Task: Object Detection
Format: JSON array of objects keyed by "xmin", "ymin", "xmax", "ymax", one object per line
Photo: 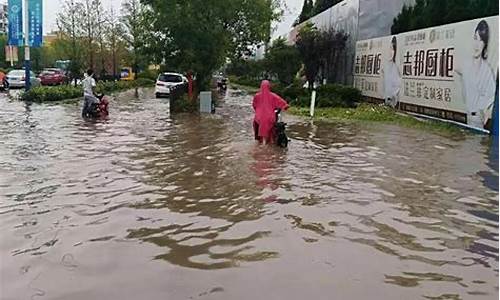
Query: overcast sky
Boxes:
[{"xmin": 43, "ymin": 0, "xmax": 302, "ymax": 37}]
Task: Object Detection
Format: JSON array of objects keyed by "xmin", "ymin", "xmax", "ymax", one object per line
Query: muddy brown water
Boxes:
[{"xmin": 0, "ymin": 88, "xmax": 498, "ymax": 300}]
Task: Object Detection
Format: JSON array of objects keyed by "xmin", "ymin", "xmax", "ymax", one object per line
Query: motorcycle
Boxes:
[
  {"xmin": 217, "ymin": 77, "xmax": 227, "ymax": 93},
  {"xmin": 87, "ymin": 94, "xmax": 110, "ymax": 119},
  {"xmin": 274, "ymin": 108, "xmax": 289, "ymax": 148}
]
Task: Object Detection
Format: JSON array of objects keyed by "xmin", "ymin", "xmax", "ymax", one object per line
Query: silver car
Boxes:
[{"xmin": 6, "ymin": 70, "xmax": 41, "ymax": 88}]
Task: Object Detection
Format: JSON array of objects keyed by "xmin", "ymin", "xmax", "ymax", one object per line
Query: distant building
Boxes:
[
  {"xmin": 43, "ymin": 32, "xmax": 59, "ymax": 45},
  {"xmin": 0, "ymin": 3, "xmax": 7, "ymax": 34}
]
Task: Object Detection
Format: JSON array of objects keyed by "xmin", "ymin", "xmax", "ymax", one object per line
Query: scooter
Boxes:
[
  {"xmin": 88, "ymin": 94, "xmax": 110, "ymax": 119},
  {"xmin": 217, "ymin": 78, "xmax": 227, "ymax": 93},
  {"xmin": 274, "ymin": 108, "xmax": 289, "ymax": 148}
]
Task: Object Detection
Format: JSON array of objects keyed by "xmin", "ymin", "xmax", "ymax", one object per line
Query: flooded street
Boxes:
[{"xmin": 0, "ymin": 88, "xmax": 498, "ymax": 300}]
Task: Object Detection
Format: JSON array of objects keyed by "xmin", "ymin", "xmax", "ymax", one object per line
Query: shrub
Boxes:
[
  {"xmin": 20, "ymin": 79, "xmax": 155, "ymax": 102},
  {"xmin": 134, "ymin": 78, "xmax": 155, "ymax": 87},
  {"xmin": 229, "ymin": 76, "xmax": 261, "ymax": 88},
  {"xmin": 137, "ymin": 69, "xmax": 160, "ymax": 81},
  {"xmin": 95, "ymin": 78, "xmax": 154, "ymax": 94},
  {"xmin": 170, "ymin": 93, "xmax": 198, "ymax": 113},
  {"xmin": 315, "ymin": 84, "xmax": 362, "ymax": 108},
  {"xmin": 272, "ymin": 80, "xmax": 309, "ymax": 106},
  {"xmin": 20, "ymin": 85, "xmax": 82, "ymax": 102}
]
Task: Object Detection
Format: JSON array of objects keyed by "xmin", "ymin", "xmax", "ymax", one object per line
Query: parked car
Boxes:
[
  {"xmin": 39, "ymin": 68, "xmax": 68, "ymax": 86},
  {"xmin": 6, "ymin": 70, "xmax": 41, "ymax": 88},
  {"xmin": 155, "ymin": 72, "xmax": 188, "ymax": 98}
]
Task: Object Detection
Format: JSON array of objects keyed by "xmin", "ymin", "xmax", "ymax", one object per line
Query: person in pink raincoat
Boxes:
[{"xmin": 252, "ymin": 80, "xmax": 289, "ymax": 144}]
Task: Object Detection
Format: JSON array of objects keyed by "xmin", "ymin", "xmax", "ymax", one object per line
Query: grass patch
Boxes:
[{"xmin": 288, "ymin": 103, "xmax": 466, "ymax": 136}]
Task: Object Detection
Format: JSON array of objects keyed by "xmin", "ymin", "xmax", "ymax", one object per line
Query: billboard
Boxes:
[
  {"xmin": 28, "ymin": 0, "xmax": 43, "ymax": 47},
  {"xmin": 7, "ymin": 0, "xmax": 23, "ymax": 46},
  {"xmin": 353, "ymin": 16, "xmax": 499, "ymax": 131}
]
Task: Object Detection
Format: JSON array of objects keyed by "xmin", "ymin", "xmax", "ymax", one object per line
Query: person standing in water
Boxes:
[
  {"xmin": 252, "ymin": 80, "xmax": 289, "ymax": 145},
  {"xmin": 456, "ymin": 20, "xmax": 496, "ymax": 130},
  {"xmin": 81, "ymin": 69, "xmax": 99, "ymax": 118}
]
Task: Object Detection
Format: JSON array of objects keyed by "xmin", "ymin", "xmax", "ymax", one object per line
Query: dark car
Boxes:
[{"xmin": 39, "ymin": 69, "xmax": 68, "ymax": 86}]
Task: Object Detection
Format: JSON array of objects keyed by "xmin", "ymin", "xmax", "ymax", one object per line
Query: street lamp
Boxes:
[{"xmin": 24, "ymin": 0, "xmax": 30, "ymax": 91}]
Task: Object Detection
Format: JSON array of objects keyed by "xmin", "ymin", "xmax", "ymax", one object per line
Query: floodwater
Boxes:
[{"xmin": 0, "ymin": 88, "xmax": 498, "ymax": 300}]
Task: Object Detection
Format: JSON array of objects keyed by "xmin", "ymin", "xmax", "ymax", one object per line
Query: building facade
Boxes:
[{"xmin": 0, "ymin": 3, "xmax": 7, "ymax": 34}]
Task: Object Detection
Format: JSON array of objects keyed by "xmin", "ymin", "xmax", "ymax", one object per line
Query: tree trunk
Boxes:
[{"xmin": 112, "ymin": 48, "xmax": 116, "ymax": 80}]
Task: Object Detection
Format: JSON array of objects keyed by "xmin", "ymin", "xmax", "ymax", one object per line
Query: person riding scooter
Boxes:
[
  {"xmin": 82, "ymin": 69, "xmax": 99, "ymax": 118},
  {"xmin": 81, "ymin": 69, "xmax": 109, "ymax": 119},
  {"xmin": 217, "ymin": 76, "xmax": 227, "ymax": 92}
]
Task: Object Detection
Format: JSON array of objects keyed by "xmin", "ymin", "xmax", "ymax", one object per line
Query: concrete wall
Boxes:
[{"xmin": 287, "ymin": 0, "xmax": 414, "ymax": 84}]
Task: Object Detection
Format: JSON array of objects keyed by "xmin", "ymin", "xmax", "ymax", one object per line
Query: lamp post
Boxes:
[{"xmin": 24, "ymin": 0, "xmax": 30, "ymax": 91}]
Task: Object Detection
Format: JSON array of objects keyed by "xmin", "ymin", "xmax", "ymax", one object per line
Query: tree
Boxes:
[
  {"xmin": 391, "ymin": 0, "xmax": 498, "ymax": 34},
  {"xmin": 81, "ymin": 0, "xmax": 105, "ymax": 69},
  {"xmin": 57, "ymin": 0, "xmax": 85, "ymax": 85},
  {"xmin": 295, "ymin": 0, "xmax": 313, "ymax": 25},
  {"xmin": 265, "ymin": 38, "xmax": 301, "ymax": 85},
  {"xmin": 295, "ymin": 22, "xmax": 320, "ymax": 89},
  {"xmin": 0, "ymin": 35, "xmax": 7, "ymax": 69},
  {"xmin": 312, "ymin": 0, "xmax": 341, "ymax": 16},
  {"xmin": 142, "ymin": 0, "xmax": 281, "ymax": 91},
  {"xmin": 107, "ymin": 5, "xmax": 125, "ymax": 79},
  {"xmin": 317, "ymin": 28, "xmax": 348, "ymax": 83},
  {"xmin": 94, "ymin": 0, "xmax": 108, "ymax": 78},
  {"xmin": 121, "ymin": 0, "xmax": 149, "ymax": 79}
]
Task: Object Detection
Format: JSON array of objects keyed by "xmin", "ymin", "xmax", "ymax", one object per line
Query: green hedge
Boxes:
[
  {"xmin": 20, "ymin": 85, "xmax": 82, "ymax": 102},
  {"xmin": 20, "ymin": 79, "xmax": 155, "ymax": 102},
  {"xmin": 137, "ymin": 69, "xmax": 160, "ymax": 81},
  {"xmin": 170, "ymin": 93, "xmax": 198, "ymax": 113},
  {"xmin": 315, "ymin": 84, "xmax": 362, "ymax": 108},
  {"xmin": 273, "ymin": 81, "xmax": 308, "ymax": 104},
  {"xmin": 276, "ymin": 83, "xmax": 362, "ymax": 108},
  {"xmin": 229, "ymin": 75, "xmax": 262, "ymax": 88}
]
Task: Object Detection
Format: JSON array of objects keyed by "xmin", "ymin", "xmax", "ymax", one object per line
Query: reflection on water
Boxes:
[{"xmin": 0, "ymin": 88, "xmax": 498, "ymax": 300}]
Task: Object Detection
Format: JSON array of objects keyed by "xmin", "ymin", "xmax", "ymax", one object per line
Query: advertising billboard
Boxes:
[
  {"xmin": 7, "ymin": 0, "xmax": 23, "ymax": 46},
  {"xmin": 353, "ymin": 16, "xmax": 499, "ymax": 131},
  {"xmin": 28, "ymin": 0, "xmax": 43, "ymax": 47}
]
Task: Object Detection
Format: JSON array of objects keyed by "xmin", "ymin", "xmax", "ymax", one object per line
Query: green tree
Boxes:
[
  {"xmin": 295, "ymin": 0, "xmax": 313, "ymax": 25},
  {"xmin": 121, "ymin": 0, "xmax": 149, "ymax": 79},
  {"xmin": 317, "ymin": 28, "xmax": 348, "ymax": 83},
  {"xmin": 107, "ymin": 5, "xmax": 125, "ymax": 79},
  {"xmin": 391, "ymin": 0, "xmax": 498, "ymax": 34},
  {"xmin": 265, "ymin": 38, "xmax": 301, "ymax": 85},
  {"xmin": 142, "ymin": 0, "xmax": 281, "ymax": 91},
  {"xmin": 0, "ymin": 35, "xmax": 7, "ymax": 69},
  {"xmin": 312, "ymin": 0, "xmax": 341, "ymax": 16},
  {"xmin": 57, "ymin": 0, "xmax": 85, "ymax": 85},
  {"xmin": 295, "ymin": 22, "xmax": 320, "ymax": 89}
]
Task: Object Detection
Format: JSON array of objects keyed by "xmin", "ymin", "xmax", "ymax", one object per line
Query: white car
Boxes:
[
  {"xmin": 155, "ymin": 72, "xmax": 187, "ymax": 98},
  {"xmin": 6, "ymin": 70, "xmax": 41, "ymax": 88}
]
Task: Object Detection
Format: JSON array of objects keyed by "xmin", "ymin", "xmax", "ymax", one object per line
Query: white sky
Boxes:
[
  {"xmin": 43, "ymin": 0, "xmax": 301, "ymax": 37},
  {"xmin": 45, "ymin": 0, "xmax": 125, "ymax": 33}
]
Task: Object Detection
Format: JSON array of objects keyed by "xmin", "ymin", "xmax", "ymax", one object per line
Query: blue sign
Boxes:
[
  {"xmin": 8, "ymin": 0, "xmax": 23, "ymax": 46},
  {"xmin": 28, "ymin": 0, "xmax": 43, "ymax": 47}
]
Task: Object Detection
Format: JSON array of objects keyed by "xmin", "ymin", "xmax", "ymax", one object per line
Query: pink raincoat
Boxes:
[{"xmin": 252, "ymin": 80, "xmax": 289, "ymax": 143}]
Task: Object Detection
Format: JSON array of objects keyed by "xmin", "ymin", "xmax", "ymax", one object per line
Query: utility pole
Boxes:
[{"xmin": 24, "ymin": 0, "xmax": 30, "ymax": 91}]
